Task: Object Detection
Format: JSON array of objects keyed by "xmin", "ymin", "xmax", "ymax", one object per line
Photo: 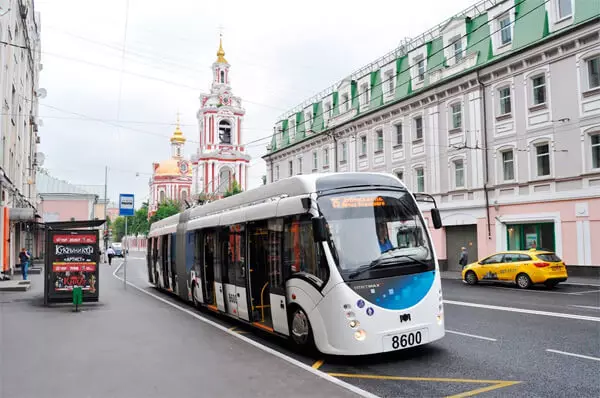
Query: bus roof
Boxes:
[{"xmin": 149, "ymin": 172, "xmax": 405, "ymax": 235}]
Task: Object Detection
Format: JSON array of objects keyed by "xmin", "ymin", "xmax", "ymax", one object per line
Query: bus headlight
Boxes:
[
  {"xmin": 354, "ymin": 329, "xmax": 367, "ymax": 341},
  {"xmin": 349, "ymin": 320, "xmax": 360, "ymax": 329}
]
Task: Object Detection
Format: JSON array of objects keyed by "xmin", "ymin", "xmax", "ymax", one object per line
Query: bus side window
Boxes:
[{"xmin": 268, "ymin": 218, "xmax": 284, "ymax": 292}]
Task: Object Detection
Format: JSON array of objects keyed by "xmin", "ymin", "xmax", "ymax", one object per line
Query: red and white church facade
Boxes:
[{"xmin": 191, "ymin": 37, "xmax": 251, "ymax": 199}]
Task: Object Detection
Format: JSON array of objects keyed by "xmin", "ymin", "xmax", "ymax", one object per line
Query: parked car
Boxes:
[
  {"xmin": 461, "ymin": 249, "xmax": 568, "ymax": 289},
  {"xmin": 111, "ymin": 243, "xmax": 124, "ymax": 258}
]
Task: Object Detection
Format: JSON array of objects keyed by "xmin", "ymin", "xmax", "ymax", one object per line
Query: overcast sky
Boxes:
[{"xmin": 35, "ymin": 0, "xmax": 477, "ymax": 207}]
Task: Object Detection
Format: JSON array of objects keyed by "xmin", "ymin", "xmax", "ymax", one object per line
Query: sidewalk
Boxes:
[
  {"xmin": 0, "ymin": 261, "xmax": 362, "ymax": 398},
  {"xmin": 441, "ymin": 271, "xmax": 600, "ymax": 286}
]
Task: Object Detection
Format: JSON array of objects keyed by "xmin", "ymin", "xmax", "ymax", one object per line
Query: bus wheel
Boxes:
[{"xmin": 290, "ymin": 306, "xmax": 313, "ymax": 348}]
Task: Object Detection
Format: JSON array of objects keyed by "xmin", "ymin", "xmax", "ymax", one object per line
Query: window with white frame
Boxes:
[
  {"xmin": 289, "ymin": 119, "xmax": 296, "ymax": 140},
  {"xmin": 342, "ymin": 93, "xmax": 350, "ymax": 111},
  {"xmin": 498, "ymin": 86, "xmax": 512, "ymax": 115},
  {"xmin": 415, "ymin": 167, "xmax": 425, "ymax": 192},
  {"xmin": 375, "ymin": 130, "xmax": 384, "ymax": 152},
  {"xmin": 452, "ymin": 39, "xmax": 463, "ymax": 62},
  {"xmin": 414, "ymin": 116, "xmax": 423, "ymax": 140},
  {"xmin": 305, "ymin": 111, "xmax": 313, "ymax": 130},
  {"xmin": 360, "ymin": 135, "xmax": 367, "ymax": 155},
  {"xmin": 385, "ymin": 70, "xmax": 394, "ymax": 95},
  {"xmin": 586, "ymin": 56, "xmax": 600, "ymax": 90},
  {"xmin": 451, "ymin": 103, "xmax": 462, "ymax": 129},
  {"xmin": 340, "ymin": 142, "xmax": 348, "ymax": 162},
  {"xmin": 360, "ymin": 83, "xmax": 369, "ymax": 105},
  {"xmin": 454, "ymin": 159, "xmax": 465, "ymax": 188},
  {"xmin": 312, "ymin": 151, "xmax": 318, "ymax": 170},
  {"xmin": 395, "ymin": 123, "xmax": 403, "ymax": 146},
  {"xmin": 532, "ymin": 75, "xmax": 547, "ymax": 106},
  {"xmin": 499, "ymin": 15, "xmax": 512, "ymax": 45},
  {"xmin": 298, "ymin": 157, "xmax": 303, "ymax": 174},
  {"xmin": 288, "ymin": 160, "xmax": 293, "ymax": 176},
  {"xmin": 536, "ymin": 143, "xmax": 551, "ymax": 177},
  {"xmin": 417, "ymin": 59, "xmax": 425, "ymax": 82},
  {"xmin": 556, "ymin": 0, "xmax": 573, "ymax": 19},
  {"xmin": 324, "ymin": 102, "xmax": 331, "ymax": 119},
  {"xmin": 502, "ymin": 150, "xmax": 515, "ymax": 181},
  {"xmin": 592, "ymin": 134, "xmax": 600, "ymax": 169},
  {"xmin": 323, "ymin": 148, "xmax": 329, "ymax": 167},
  {"xmin": 395, "ymin": 171, "xmax": 404, "ymax": 181},
  {"xmin": 275, "ymin": 165, "xmax": 280, "ymax": 180}
]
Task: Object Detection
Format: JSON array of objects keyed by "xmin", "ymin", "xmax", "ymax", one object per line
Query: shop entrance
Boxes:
[{"xmin": 506, "ymin": 222, "xmax": 555, "ymax": 251}]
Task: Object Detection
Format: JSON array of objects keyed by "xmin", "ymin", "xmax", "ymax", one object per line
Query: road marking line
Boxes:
[
  {"xmin": 565, "ymin": 289, "xmax": 600, "ymax": 295},
  {"xmin": 562, "ymin": 282, "xmax": 600, "ymax": 287},
  {"xmin": 445, "ymin": 381, "xmax": 521, "ymax": 398},
  {"xmin": 312, "ymin": 359, "xmax": 325, "ymax": 370},
  {"xmin": 570, "ymin": 305, "xmax": 600, "ymax": 310},
  {"xmin": 444, "ymin": 300, "xmax": 600, "ymax": 322},
  {"xmin": 111, "ymin": 263, "xmax": 379, "ymax": 398},
  {"xmin": 446, "ymin": 330, "xmax": 497, "ymax": 342},
  {"xmin": 546, "ymin": 349, "xmax": 600, "ymax": 362},
  {"xmin": 483, "ymin": 286, "xmax": 573, "ymax": 295},
  {"xmin": 328, "ymin": 372, "xmax": 517, "ymax": 384}
]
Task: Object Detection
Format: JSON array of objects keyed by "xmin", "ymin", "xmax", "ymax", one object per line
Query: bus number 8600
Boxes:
[{"xmin": 392, "ymin": 331, "xmax": 422, "ymax": 349}]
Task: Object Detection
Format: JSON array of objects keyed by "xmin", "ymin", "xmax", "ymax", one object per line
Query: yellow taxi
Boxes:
[{"xmin": 461, "ymin": 249, "xmax": 568, "ymax": 289}]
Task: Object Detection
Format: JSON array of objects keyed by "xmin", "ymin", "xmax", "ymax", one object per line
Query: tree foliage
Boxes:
[
  {"xmin": 224, "ymin": 180, "xmax": 243, "ymax": 198},
  {"xmin": 112, "ymin": 216, "xmax": 127, "ymax": 242},
  {"xmin": 129, "ymin": 202, "xmax": 150, "ymax": 236},
  {"xmin": 149, "ymin": 199, "xmax": 182, "ymax": 224}
]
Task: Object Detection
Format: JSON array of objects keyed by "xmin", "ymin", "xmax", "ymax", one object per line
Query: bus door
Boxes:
[
  {"xmin": 233, "ymin": 224, "xmax": 249, "ymax": 321},
  {"xmin": 161, "ymin": 235, "xmax": 170, "ymax": 289},
  {"xmin": 170, "ymin": 233, "xmax": 178, "ymax": 295},
  {"xmin": 268, "ymin": 218, "xmax": 289, "ymax": 335},
  {"xmin": 221, "ymin": 227, "xmax": 238, "ymax": 316},
  {"xmin": 146, "ymin": 238, "xmax": 153, "ymax": 283},
  {"xmin": 213, "ymin": 229, "xmax": 227, "ymax": 312},
  {"xmin": 191, "ymin": 231, "xmax": 204, "ymax": 304}
]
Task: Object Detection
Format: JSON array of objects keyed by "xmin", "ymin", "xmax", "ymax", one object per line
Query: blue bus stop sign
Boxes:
[{"xmin": 119, "ymin": 194, "xmax": 134, "ymax": 217}]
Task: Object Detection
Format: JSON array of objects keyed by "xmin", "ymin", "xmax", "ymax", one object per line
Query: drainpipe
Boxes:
[{"xmin": 477, "ymin": 71, "xmax": 492, "ymax": 240}]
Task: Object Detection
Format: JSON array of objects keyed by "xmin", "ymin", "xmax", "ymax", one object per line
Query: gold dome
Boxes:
[
  {"xmin": 170, "ymin": 115, "xmax": 186, "ymax": 144},
  {"xmin": 154, "ymin": 158, "xmax": 192, "ymax": 177},
  {"xmin": 216, "ymin": 36, "xmax": 227, "ymax": 64}
]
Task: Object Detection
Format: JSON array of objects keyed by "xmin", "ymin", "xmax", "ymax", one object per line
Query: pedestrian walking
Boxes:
[
  {"xmin": 106, "ymin": 246, "xmax": 115, "ymax": 266},
  {"xmin": 459, "ymin": 246, "xmax": 469, "ymax": 269},
  {"xmin": 19, "ymin": 247, "xmax": 31, "ymax": 281}
]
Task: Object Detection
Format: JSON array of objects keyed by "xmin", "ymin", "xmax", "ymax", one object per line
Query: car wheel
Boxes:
[
  {"xmin": 289, "ymin": 306, "xmax": 314, "ymax": 349},
  {"xmin": 516, "ymin": 273, "xmax": 532, "ymax": 289},
  {"xmin": 465, "ymin": 271, "xmax": 478, "ymax": 285}
]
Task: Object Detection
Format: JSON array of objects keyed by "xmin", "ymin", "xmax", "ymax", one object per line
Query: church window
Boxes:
[
  {"xmin": 219, "ymin": 120, "xmax": 232, "ymax": 144},
  {"xmin": 159, "ymin": 190, "xmax": 166, "ymax": 202},
  {"xmin": 220, "ymin": 70, "xmax": 225, "ymax": 83}
]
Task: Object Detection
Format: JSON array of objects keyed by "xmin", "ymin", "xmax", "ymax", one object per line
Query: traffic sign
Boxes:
[{"xmin": 119, "ymin": 194, "xmax": 134, "ymax": 217}]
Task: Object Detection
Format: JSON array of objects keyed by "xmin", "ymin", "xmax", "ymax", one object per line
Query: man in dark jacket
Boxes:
[
  {"xmin": 459, "ymin": 247, "xmax": 468, "ymax": 269},
  {"xmin": 19, "ymin": 248, "xmax": 31, "ymax": 280}
]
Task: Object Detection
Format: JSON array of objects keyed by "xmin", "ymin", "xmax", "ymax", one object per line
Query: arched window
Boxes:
[
  {"xmin": 218, "ymin": 120, "xmax": 232, "ymax": 144},
  {"xmin": 220, "ymin": 70, "xmax": 225, "ymax": 83},
  {"xmin": 218, "ymin": 168, "xmax": 232, "ymax": 194},
  {"xmin": 159, "ymin": 190, "xmax": 166, "ymax": 202}
]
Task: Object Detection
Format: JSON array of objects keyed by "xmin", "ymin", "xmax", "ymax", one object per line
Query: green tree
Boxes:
[
  {"xmin": 129, "ymin": 202, "xmax": 150, "ymax": 236},
  {"xmin": 224, "ymin": 180, "xmax": 243, "ymax": 198},
  {"xmin": 112, "ymin": 216, "xmax": 127, "ymax": 242},
  {"xmin": 149, "ymin": 199, "xmax": 181, "ymax": 224}
]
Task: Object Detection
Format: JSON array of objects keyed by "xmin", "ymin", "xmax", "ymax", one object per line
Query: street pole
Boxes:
[
  {"xmin": 103, "ymin": 166, "xmax": 108, "ymax": 263},
  {"xmin": 124, "ymin": 216, "xmax": 127, "ymax": 289}
]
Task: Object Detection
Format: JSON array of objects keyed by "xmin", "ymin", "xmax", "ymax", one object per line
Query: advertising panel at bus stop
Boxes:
[{"xmin": 44, "ymin": 230, "xmax": 100, "ymax": 304}]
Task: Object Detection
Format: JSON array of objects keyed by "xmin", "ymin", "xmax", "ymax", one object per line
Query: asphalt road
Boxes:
[{"xmin": 3, "ymin": 254, "xmax": 598, "ymax": 398}]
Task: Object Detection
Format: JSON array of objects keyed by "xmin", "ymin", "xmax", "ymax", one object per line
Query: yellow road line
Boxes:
[
  {"xmin": 312, "ymin": 359, "xmax": 325, "ymax": 370},
  {"xmin": 228, "ymin": 326, "xmax": 237, "ymax": 331},
  {"xmin": 446, "ymin": 381, "xmax": 521, "ymax": 398},
  {"xmin": 328, "ymin": 372, "xmax": 518, "ymax": 384}
]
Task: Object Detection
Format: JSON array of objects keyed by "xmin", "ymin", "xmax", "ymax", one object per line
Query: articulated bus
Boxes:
[{"xmin": 147, "ymin": 172, "xmax": 444, "ymax": 355}]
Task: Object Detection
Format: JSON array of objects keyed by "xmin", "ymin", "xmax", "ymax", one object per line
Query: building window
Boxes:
[
  {"xmin": 536, "ymin": 143, "xmax": 551, "ymax": 177},
  {"xmin": 361, "ymin": 83, "xmax": 369, "ymax": 105},
  {"xmin": 323, "ymin": 148, "xmax": 329, "ymax": 167},
  {"xmin": 502, "ymin": 150, "xmax": 515, "ymax": 181},
  {"xmin": 451, "ymin": 103, "xmax": 462, "ymax": 129},
  {"xmin": 587, "ymin": 56, "xmax": 600, "ymax": 90},
  {"xmin": 395, "ymin": 123, "xmax": 403, "ymax": 146},
  {"xmin": 499, "ymin": 15, "xmax": 512, "ymax": 45},
  {"xmin": 415, "ymin": 168, "xmax": 425, "ymax": 193},
  {"xmin": 181, "ymin": 191, "xmax": 188, "ymax": 202},
  {"xmin": 454, "ymin": 159, "xmax": 465, "ymax": 188},
  {"xmin": 312, "ymin": 151, "xmax": 318, "ymax": 170},
  {"xmin": 532, "ymin": 75, "xmax": 546, "ymax": 106},
  {"xmin": 342, "ymin": 93, "xmax": 349, "ymax": 111},
  {"xmin": 289, "ymin": 119, "xmax": 295, "ymax": 141},
  {"xmin": 453, "ymin": 39, "xmax": 463, "ymax": 62},
  {"xmin": 288, "ymin": 160, "xmax": 293, "ymax": 176},
  {"xmin": 375, "ymin": 130, "xmax": 384, "ymax": 152},
  {"xmin": 417, "ymin": 59, "xmax": 425, "ymax": 82},
  {"xmin": 218, "ymin": 120, "xmax": 232, "ymax": 144},
  {"xmin": 414, "ymin": 116, "xmax": 423, "ymax": 140},
  {"xmin": 360, "ymin": 135, "xmax": 367, "ymax": 155},
  {"xmin": 556, "ymin": 0, "xmax": 573, "ymax": 19},
  {"xmin": 324, "ymin": 102, "xmax": 331, "ymax": 119},
  {"xmin": 395, "ymin": 171, "xmax": 404, "ymax": 181},
  {"xmin": 385, "ymin": 70, "xmax": 394, "ymax": 95},
  {"xmin": 592, "ymin": 134, "xmax": 600, "ymax": 169},
  {"xmin": 298, "ymin": 158, "xmax": 303, "ymax": 174},
  {"xmin": 220, "ymin": 70, "xmax": 225, "ymax": 83},
  {"xmin": 159, "ymin": 191, "xmax": 166, "ymax": 202},
  {"xmin": 275, "ymin": 165, "xmax": 280, "ymax": 180},
  {"xmin": 499, "ymin": 87, "xmax": 512, "ymax": 115},
  {"xmin": 305, "ymin": 111, "xmax": 312, "ymax": 130}
]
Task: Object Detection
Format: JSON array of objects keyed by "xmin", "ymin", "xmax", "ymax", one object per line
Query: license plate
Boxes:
[
  {"xmin": 383, "ymin": 329, "xmax": 428, "ymax": 351},
  {"xmin": 551, "ymin": 266, "xmax": 562, "ymax": 271}
]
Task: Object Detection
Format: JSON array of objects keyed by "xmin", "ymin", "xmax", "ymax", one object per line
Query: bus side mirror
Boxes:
[
  {"xmin": 431, "ymin": 208, "xmax": 442, "ymax": 229},
  {"xmin": 312, "ymin": 217, "xmax": 328, "ymax": 242}
]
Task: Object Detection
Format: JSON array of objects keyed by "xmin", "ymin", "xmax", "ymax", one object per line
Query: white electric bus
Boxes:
[{"xmin": 147, "ymin": 172, "xmax": 445, "ymax": 355}]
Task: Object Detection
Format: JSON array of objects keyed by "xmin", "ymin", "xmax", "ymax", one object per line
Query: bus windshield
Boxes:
[{"xmin": 317, "ymin": 190, "xmax": 434, "ymax": 277}]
